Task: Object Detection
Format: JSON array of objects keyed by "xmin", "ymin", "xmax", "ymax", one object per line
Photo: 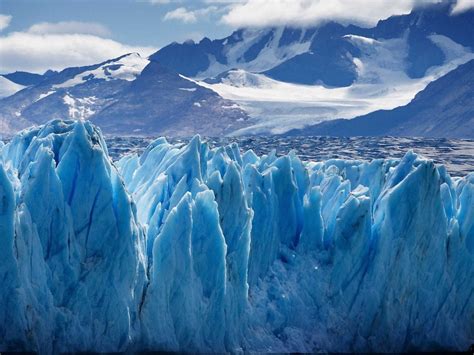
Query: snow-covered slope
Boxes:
[
  {"xmin": 0, "ymin": 76, "xmax": 25, "ymax": 98},
  {"xmin": 204, "ymin": 68, "xmax": 274, "ymax": 88},
  {"xmin": 1, "ymin": 120, "xmax": 472, "ymax": 352},
  {"xmin": 54, "ymin": 53, "xmax": 149, "ymax": 89}
]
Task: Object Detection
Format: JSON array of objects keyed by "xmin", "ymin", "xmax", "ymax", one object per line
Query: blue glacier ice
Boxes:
[{"xmin": 0, "ymin": 120, "xmax": 473, "ymax": 353}]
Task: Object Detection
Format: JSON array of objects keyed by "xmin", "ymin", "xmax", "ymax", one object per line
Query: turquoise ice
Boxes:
[{"xmin": 0, "ymin": 120, "xmax": 472, "ymax": 353}]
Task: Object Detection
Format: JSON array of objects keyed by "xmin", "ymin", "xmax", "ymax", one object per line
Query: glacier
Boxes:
[{"xmin": 0, "ymin": 119, "xmax": 473, "ymax": 353}]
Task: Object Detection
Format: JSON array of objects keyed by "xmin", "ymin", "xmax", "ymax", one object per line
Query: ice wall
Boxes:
[
  {"xmin": 0, "ymin": 120, "xmax": 146, "ymax": 353},
  {"xmin": 0, "ymin": 120, "xmax": 473, "ymax": 353}
]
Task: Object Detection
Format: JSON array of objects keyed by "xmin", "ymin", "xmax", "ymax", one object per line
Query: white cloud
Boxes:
[
  {"xmin": 0, "ymin": 14, "xmax": 12, "ymax": 31},
  {"xmin": 163, "ymin": 5, "xmax": 220, "ymax": 23},
  {"xmin": 451, "ymin": 0, "xmax": 474, "ymax": 14},
  {"xmin": 0, "ymin": 32, "xmax": 156, "ymax": 74},
  {"xmin": 27, "ymin": 21, "xmax": 112, "ymax": 37},
  {"xmin": 164, "ymin": 7, "xmax": 198, "ymax": 23},
  {"xmin": 221, "ymin": 0, "xmax": 445, "ymax": 28}
]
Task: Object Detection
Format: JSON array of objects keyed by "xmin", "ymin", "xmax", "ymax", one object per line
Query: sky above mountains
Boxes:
[{"xmin": 1, "ymin": 0, "xmax": 473, "ymax": 74}]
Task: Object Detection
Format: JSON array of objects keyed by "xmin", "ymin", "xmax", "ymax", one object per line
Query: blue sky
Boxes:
[{"xmin": 1, "ymin": 0, "xmax": 472, "ymax": 74}]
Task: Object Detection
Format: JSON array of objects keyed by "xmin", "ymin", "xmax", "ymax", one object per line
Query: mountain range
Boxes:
[
  {"xmin": 0, "ymin": 1, "xmax": 473, "ymax": 137},
  {"xmin": 152, "ymin": 2, "xmax": 474, "ymax": 86},
  {"xmin": 0, "ymin": 54, "xmax": 248, "ymax": 136}
]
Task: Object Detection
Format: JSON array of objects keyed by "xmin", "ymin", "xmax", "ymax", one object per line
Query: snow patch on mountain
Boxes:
[
  {"xmin": 345, "ymin": 34, "xmax": 409, "ymax": 82},
  {"xmin": 206, "ymin": 69, "xmax": 275, "ymax": 88},
  {"xmin": 343, "ymin": 34, "xmax": 377, "ymax": 45},
  {"xmin": 0, "ymin": 76, "xmax": 25, "ymax": 98},
  {"xmin": 35, "ymin": 90, "xmax": 56, "ymax": 102},
  {"xmin": 428, "ymin": 34, "xmax": 472, "ymax": 62},
  {"xmin": 63, "ymin": 94, "xmax": 97, "ymax": 120}
]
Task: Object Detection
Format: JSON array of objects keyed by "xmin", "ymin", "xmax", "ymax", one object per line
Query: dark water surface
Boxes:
[{"xmin": 106, "ymin": 136, "xmax": 474, "ymax": 177}]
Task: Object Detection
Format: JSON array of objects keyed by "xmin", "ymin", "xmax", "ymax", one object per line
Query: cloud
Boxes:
[
  {"xmin": 221, "ymin": 0, "xmax": 445, "ymax": 28},
  {"xmin": 27, "ymin": 21, "xmax": 112, "ymax": 37},
  {"xmin": 0, "ymin": 14, "xmax": 12, "ymax": 31},
  {"xmin": 164, "ymin": 7, "xmax": 198, "ymax": 23},
  {"xmin": 0, "ymin": 32, "xmax": 156, "ymax": 74},
  {"xmin": 163, "ymin": 6, "xmax": 219, "ymax": 23},
  {"xmin": 451, "ymin": 0, "xmax": 474, "ymax": 13}
]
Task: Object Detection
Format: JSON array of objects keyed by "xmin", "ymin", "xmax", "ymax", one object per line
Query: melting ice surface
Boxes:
[{"xmin": 0, "ymin": 120, "xmax": 473, "ymax": 353}]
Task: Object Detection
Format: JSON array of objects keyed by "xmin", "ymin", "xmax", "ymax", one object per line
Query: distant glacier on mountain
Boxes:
[
  {"xmin": 288, "ymin": 59, "xmax": 474, "ymax": 138},
  {"xmin": 0, "ymin": 120, "xmax": 473, "ymax": 352}
]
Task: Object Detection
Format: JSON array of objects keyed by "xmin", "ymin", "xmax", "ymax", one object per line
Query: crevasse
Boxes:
[{"xmin": 0, "ymin": 120, "xmax": 472, "ymax": 353}]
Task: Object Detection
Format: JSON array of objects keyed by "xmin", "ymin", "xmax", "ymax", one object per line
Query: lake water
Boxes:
[{"xmin": 107, "ymin": 136, "xmax": 474, "ymax": 177}]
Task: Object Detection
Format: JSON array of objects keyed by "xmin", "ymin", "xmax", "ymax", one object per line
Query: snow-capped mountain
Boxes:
[
  {"xmin": 153, "ymin": 2, "xmax": 473, "ymax": 86},
  {"xmin": 197, "ymin": 36, "xmax": 472, "ymax": 135},
  {"xmin": 151, "ymin": 2, "xmax": 474, "ymax": 135},
  {"xmin": 0, "ymin": 53, "xmax": 248, "ymax": 136}
]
